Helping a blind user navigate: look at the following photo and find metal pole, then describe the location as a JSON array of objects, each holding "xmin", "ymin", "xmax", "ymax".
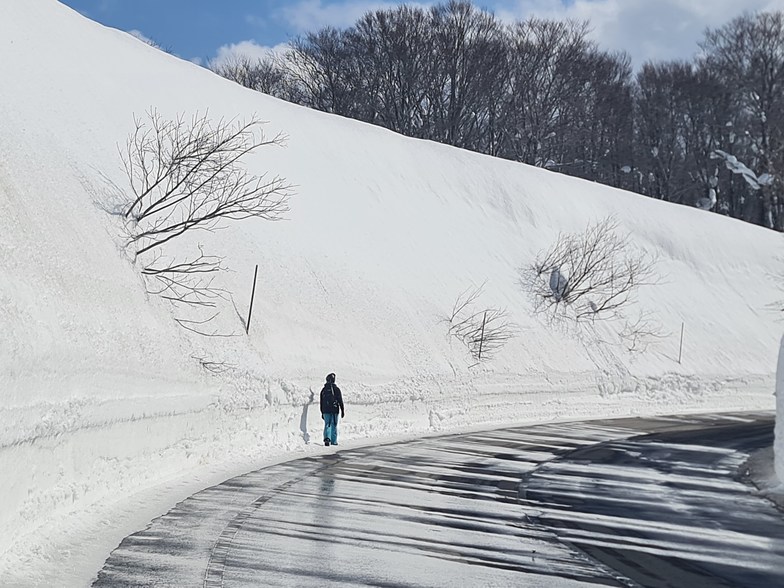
[
  {"xmin": 478, "ymin": 310, "xmax": 487, "ymax": 361},
  {"xmin": 245, "ymin": 264, "xmax": 259, "ymax": 334},
  {"xmin": 678, "ymin": 321, "xmax": 684, "ymax": 364}
]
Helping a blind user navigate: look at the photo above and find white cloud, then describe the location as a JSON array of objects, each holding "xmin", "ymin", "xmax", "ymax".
[
  {"xmin": 245, "ymin": 14, "xmax": 266, "ymax": 27},
  {"xmin": 492, "ymin": 0, "xmax": 784, "ymax": 66},
  {"xmin": 277, "ymin": 0, "xmax": 433, "ymax": 33},
  {"xmin": 246, "ymin": 0, "xmax": 784, "ymax": 67},
  {"xmin": 210, "ymin": 40, "xmax": 291, "ymax": 67},
  {"xmin": 98, "ymin": 0, "xmax": 118, "ymax": 12}
]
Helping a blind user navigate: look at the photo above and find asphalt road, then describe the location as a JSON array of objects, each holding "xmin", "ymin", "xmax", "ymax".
[
  {"xmin": 520, "ymin": 415, "xmax": 783, "ymax": 587},
  {"xmin": 93, "ymin": 412, "xmax": 782, "ymax": 587}
]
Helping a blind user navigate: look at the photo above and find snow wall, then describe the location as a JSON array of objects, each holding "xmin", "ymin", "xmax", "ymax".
[
  {"xmin": 776, "ymin": 336, "xmax": 784, "ymax": 484},
  {"xmin": 1, "ymin": 1, "xmax": 781, "ymax": 583}
]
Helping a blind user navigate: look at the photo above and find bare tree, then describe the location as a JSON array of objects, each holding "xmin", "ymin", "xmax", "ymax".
[
  {"xmin": 522, "ymin": 217, "xmax": 658, "ymax": 322},
  {"xmin": 633, "ymin": 62, "xmax": 692, "ymax": 201},
  {"xmin": 427, "ymin": 1, "xmax": 507, "ymax": 149},
  {"xmin": 445, "ymin": 285, "xmax": 516, "ymax": 361},
  {"xmin": 121, "ymin": 109, "xmax": 291, "ymax": 257},
  {"xmin": 501, "ymin": 19, "xmax": 593, "ymax": 167},
  {"xmin": 119, "ymin": 109, "xmax": 291, "ymax": 334},
  {"xmin": 285, "ymin": 28, "xmax": 363, "ymax": 116},
  {"xmin": 199, "ymin": 2, "xmax": 783, "ymax": 232},
  {"xmin": 348, "ymin": 6, "xmax": 435, "ymax": 136},
  {"xmin": 701, "ymin": 12, "xmax": 784, "ymax": 230},
  {"xmin": 209, "ymin": 54, "xmax": 291, "ymax": 97}
]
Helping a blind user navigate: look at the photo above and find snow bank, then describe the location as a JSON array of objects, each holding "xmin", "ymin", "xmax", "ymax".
[
  {"xmin": 0, "ymin": 1, "xmax": 781, "ymax": 584},
  {"xmin": 777, "ymin": 336, "xmax": 784, "ymax": 484}
]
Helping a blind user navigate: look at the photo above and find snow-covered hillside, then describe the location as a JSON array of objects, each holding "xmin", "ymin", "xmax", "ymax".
[{"xmin": 1, "ymin": 1, "xmax": 781, "ymax": 585}]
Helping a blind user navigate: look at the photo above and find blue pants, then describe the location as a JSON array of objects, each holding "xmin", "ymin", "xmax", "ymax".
[{"xmin": 323, "ymin": 413, "xmax": 339, "ymax": 445}]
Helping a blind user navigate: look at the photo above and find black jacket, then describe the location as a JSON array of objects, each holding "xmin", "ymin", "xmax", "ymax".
[{"xmin": 320, "ymin": 383, "xmax": 344, "ymax": 415}]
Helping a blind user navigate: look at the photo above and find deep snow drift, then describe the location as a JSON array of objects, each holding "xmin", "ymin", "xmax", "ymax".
[{"xmin": 0, "ymin": 1, "xmax": 781, "ymax": 585}]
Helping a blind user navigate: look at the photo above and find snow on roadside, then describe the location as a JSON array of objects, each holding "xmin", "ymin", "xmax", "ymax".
[{"xmin": 776, "ymin": 335, "xmax": 784, "ymax": 484}]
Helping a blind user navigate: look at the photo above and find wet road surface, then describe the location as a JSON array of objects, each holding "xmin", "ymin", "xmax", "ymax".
[
  {"xmin": 521, "ymin": 416, "xmax": 783, "ymax": 587},
  {"xmin": 94, "ymin": 412, "xmax": 782, "ymax": 587}
]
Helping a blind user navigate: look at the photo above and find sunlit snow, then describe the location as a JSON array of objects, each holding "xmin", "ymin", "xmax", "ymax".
[{"xmin": 0, "ymin": 1, "xmax": 781, "ymax": 586}]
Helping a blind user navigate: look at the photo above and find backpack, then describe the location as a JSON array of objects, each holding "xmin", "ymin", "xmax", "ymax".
[{"xmin": 322, "ymin": 384, "xmax": 338, "ymax": 412}]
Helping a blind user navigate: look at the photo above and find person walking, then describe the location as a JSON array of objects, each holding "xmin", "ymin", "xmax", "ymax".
[{"xmin": 320, "ymin": 372, "xmax": 344, "ymax": 446}]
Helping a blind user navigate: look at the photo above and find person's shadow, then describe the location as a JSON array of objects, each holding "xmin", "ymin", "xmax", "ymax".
[{"xmin": 299, "ymin": 388, "xmax": 315, "ymax": 444}]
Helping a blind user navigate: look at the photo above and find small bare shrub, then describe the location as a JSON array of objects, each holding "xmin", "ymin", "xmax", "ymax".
[
  {"xmin": 445, "ymin": 285, "xmax": 516, "ymax": 362},
  {"xmin": 118, "ymin": 109, "xmax": 292, "ymax": 335},
  {"xmin": 522, "ymin": 217, "xmax": 658, "ymax": 323},
  {"xmin": 619, "ymin": 311, "xmax": 667, "ymax": 353}
]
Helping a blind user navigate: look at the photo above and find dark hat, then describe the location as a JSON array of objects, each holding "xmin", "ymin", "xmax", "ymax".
[{"xmin": 326, "ymin": 373, "xmax": 336, "ymax": 383}]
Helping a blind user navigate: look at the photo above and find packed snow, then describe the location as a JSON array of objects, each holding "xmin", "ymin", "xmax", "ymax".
[{"xmin": 0, "ymin": 1, "xmax": 781, "ymax": 586}]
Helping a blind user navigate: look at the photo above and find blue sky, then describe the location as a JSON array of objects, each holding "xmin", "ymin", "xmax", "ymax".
[
  {"xmin": 60, "ymin": 0, "xmax": 300, "ymax": 62},
  {"xmin": 60, "ymin": 0, "xmax": 784, "ymax": 67}
]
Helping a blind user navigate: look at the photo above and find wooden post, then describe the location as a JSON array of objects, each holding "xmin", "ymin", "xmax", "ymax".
[
  {"xmin": 478, "ymin": 310, "xmax": 487, "ymax": 361},
  {"xmin": 245, "ymin": 264, "xmax": 259, "ymax": 334},
  {"xmin": 678, "ymin": 322, "xmax": 684, "ymax": 364}
]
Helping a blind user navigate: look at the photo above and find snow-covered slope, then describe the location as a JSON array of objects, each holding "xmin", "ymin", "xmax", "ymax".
[{"xmin": 1, "ymin": 1, "xmax": 781, "ymax": 584}]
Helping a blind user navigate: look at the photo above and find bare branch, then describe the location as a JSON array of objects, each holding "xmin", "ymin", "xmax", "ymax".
[
  {"xmin": 191, "ymin": 354, "xmax": 237, "ymax": 374},
  {"xmin": 174, "ymin": 313, "xmax": 239, "ymax": 338},
  {"xmin": 619, "ymin": 310, "xmax": 668, "ymax": 353},
  {"xmin": 140, "ymin": 246, "xmax": 229, "ymax": 308},
  {"xmin": 443, "ymin": 284, "xmax": 516, "ymax": 361},
  {"xmin": 120, "ymin": 109, "xmax": 293, "ymax": 257},
  {"xmin": 447, "ymin": 282, "xmax": 485, "ymax": 323},
  {"xmin": 522, "ymin": 217, "xmax": 659, "ymax": 324}
]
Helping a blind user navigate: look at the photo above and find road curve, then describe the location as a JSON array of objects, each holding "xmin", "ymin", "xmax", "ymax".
[
  {"xmin": 93, "ymin": 412, "xmax": 780, "ymax": 587},
  {"xmin": 520, "ymin": 415, "xmax": 783, "ymax": 587}
]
